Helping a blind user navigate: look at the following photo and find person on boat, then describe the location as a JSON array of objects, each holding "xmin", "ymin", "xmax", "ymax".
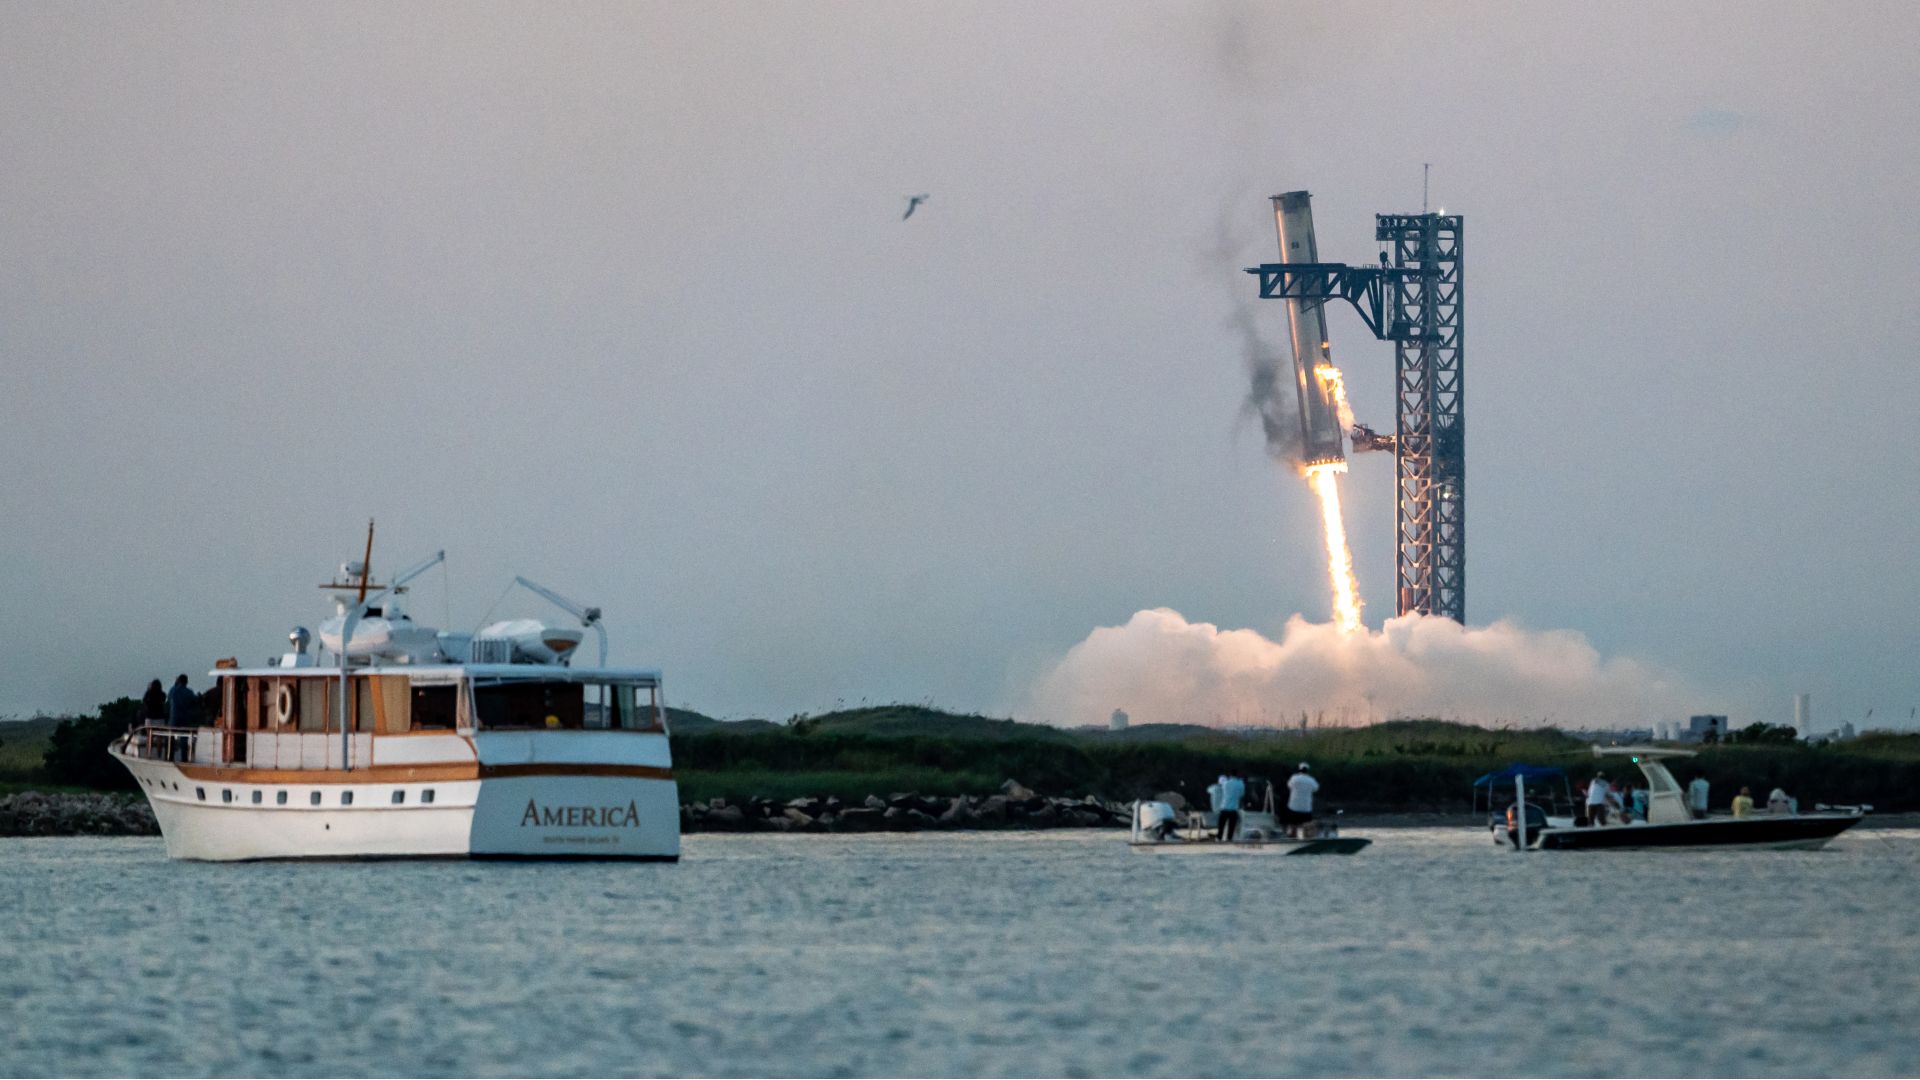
[
  {"xmin": 1215, "ymin": 771, "xmax": 1245, "ymax": 842},
  {"xmin": 1585, "ymin": 773, "xmax": 1611, "ymax": 826},
  {"xmin": 1732, "ymin": 786, "xmax": 1755, "ymax": 819},
  {"xmin": 1284, "ymin": 763, "xmax": 1319, "ymax": 838},
  {"xmin": 1688, "ymin": 774, "xmax": 1710, "ymax": 820},
  {"xmin": 142, "ymin": 679, "xmax": 167, "ymax": 723},
  {"xmin": 165, "ymin": 674, "xmax": 197, "ymax": 761},
  {"xmin": 1767, "ymin": 787, "xmax": 1792, "ymax": 815}
]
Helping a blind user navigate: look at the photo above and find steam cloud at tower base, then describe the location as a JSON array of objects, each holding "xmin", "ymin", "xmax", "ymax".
[{"xmin": 1026, "ymin": 608, "xmax": 1703, "ymax": 730}]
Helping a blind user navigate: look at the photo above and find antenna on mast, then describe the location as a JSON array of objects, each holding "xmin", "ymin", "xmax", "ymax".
[
  {"xmin": 1423, "ymin": 163, "xmax": 1430, "ymax": 214},
  {"xmin": 356, "ymin": 519, "xmax": 374, "ymax": 602}
]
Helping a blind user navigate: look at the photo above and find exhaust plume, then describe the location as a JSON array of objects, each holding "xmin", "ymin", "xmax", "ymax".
[{"xmin": 1028, "ymin": 608, "xmax": 1701, "ymax": 730}]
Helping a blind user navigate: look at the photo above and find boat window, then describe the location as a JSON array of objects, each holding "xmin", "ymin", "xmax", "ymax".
[
  {"xmin": 584, "ymin": 684, "xmax": 612, "ymax": 729},
  {"xmin": 391, "ymin": 790, "xmax": 404, "ymax": 804},
  {"xmin": 222, "ymin": 789, "xmax": 232, "ymax": 803},
  {"xmin": 623, "ymin": 684, "xmax": 666, "ymax": 732},
  {"xmin": 411, "ymin": 684, "xmax": 457, "ymax": 730},
  {"xmin": 277, "ymin": 791, "xmax": 288, "ymax": 805},
  {"xmin": 342, "ymin": 791, "xmax": 354, "ymax": 806},
  {"xmin": 422, "ymin": 789, "xmax": 435, "ymax": 804},
  {"xmin": 309, "ymin": 791, "xmax": 321, "ymax": 806},
  {"xmin": 251, "ymin": 790, "xmax": 261, "ymax": 804},
  {"xmin": 473, "ymin": 681, "xmax": 585, "ymax": 729},
  {"xmin": 297, "ymin": 679, "xmax": 328, "ymax": 732},
  {"xmin": 354, "ymin": 677, "xmax": 377, "ymax": 733},
  {"xmin": 196, "ymin": 788, "xmax": 206, "ymax": 801}
]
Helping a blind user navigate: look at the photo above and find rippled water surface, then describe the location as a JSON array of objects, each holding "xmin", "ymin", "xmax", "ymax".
[{"xmin": 3, "ymin": 828, "xmax": 1919, "ymax": 1077}]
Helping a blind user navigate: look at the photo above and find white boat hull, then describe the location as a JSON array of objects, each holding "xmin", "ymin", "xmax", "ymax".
[{"xmin": 113, "ymin": 734, "xmax": 680, "ymax": 862}]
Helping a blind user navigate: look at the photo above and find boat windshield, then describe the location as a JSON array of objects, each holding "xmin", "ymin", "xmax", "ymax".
[{"xmin": 471, "ymin": 679, "xmax": 665, "ymax": 732}]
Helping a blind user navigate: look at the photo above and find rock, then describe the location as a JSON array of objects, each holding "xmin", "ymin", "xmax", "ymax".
[
  {"xmin": 0, "ymin": 793, "xmax": 159, "ymax": 837},
  {"xmin": 976, "ymin": 795, "xmax": 1009, "ymax": 824},
  {"xmin": 783, "ymin": 808, "xmax": 815, "ymax": 826},
  {"xmin": 706, "ymin": 805, "xmax": 748, "ymax": 829},
  {"xmin": 1154, "ymin": 791, "xmax": 1187, "ymax": 812},
  {"xmin": 836, "ymin": 807, "xmax": 884, "ymax": 832},
  {"xmin": 1068, "ymin": 809, "xmax": 1104, "ymax": 827},
  {"xmin": 864, "ymin": 794, "xmax": 888, "ymax": 810},
  {"xmin": 1000, "ymin": 779, "xmax": 1037, "ymax": 801},
  {"xmin": 1028, "ymin": 804, "xmax": 1060, "ymax": 826},
  {"xmin": 906, "ymin": 809, "xmax": 937, "ymax": 828}
]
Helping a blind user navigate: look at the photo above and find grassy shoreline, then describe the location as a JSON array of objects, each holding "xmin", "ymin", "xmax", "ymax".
[{"xmin": 10, "ymin": 707, "xmax": 1919, "ymax": 814}]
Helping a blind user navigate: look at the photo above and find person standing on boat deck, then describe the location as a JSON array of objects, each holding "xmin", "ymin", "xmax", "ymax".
[
  {"xmin": 1215, "ymin": 771, "xmax": 1245, "ymax": 842},
  {"xmin": 165, "ymin": 674, "xmax": 199, "ymax": 761},
  {"xmin": 1768, "ymin": 788, "xmax": 1792, "ymax": 815},
  {"xmin": 1284, "ymin": 763, "xmax": 1319, "ymax": 838},
  {"xmin": 142, "ymin": 680, "xmax": 167, "ymax": 723},
  {"xmin": 1732, "ymin": 786, "xmax": 1755, "ymax": 818},
  {"xmin": 1585, "ymin": 772, "xmax": 1611, "ymax": 826},
  {"xmin": 1688, "ymin": 774, "xmax": 1710, "ymax": 820}
]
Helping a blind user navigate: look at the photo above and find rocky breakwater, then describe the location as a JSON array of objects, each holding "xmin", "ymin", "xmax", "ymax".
[
  {"xmin": 682, "ymin": 780, "xmax": 1132, "ymax": 833},
  {"xmin": 0, "ymin": 792, "xmax": 159, "ymax": 837}
]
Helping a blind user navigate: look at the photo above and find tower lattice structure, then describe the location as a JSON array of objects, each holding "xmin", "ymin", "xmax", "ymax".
[{"xmin": 1377, "ymin": 213, "xmax": 1463, "ymax": 623}]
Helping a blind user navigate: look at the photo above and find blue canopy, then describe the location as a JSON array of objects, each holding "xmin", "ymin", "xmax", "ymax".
[{"xmin": 1472, "ymin": 763, "xmax": 1566, "ymax": 788}]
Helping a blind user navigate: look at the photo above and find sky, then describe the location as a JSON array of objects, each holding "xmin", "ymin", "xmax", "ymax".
[{"xmin": 1, "ymin": 2, "xmax": 1916, "ymax": 732}]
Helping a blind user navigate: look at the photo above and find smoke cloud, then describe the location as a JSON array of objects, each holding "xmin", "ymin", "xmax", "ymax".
[
  {"xmin": 1027, "ymin": 608, "xmax": 1702, "ymax": 730},
  {"xmin": 1233, "ymin": 299, "xmax": 1304, "ymax": 464}
]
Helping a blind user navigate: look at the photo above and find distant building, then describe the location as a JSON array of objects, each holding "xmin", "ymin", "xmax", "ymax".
[
  {"xmin": 1689, "ymin": 715, "xmax": 1728, "ymax": 742},
  {"xmin": 1841, "ymin": 721, "xmax": 1856, "ymax": 740},
  {"xmin": 1110, "ymin": 709, "xmax": 1128, "ymax": 732}
]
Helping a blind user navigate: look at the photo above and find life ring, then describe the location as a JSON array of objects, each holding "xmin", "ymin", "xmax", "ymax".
[{"xmin": 275, "ymin": 684, "xmax": 294, "ymax": 725}]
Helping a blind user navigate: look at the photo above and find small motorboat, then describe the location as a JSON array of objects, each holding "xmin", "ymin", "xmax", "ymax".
[
  {"xmin": 1126, "ymin": 799, "xmax": 1370, "ymax": 855},
  {"xmin": 1502, "ymin": 746, "xmax": 1865, "ymax": 852}
]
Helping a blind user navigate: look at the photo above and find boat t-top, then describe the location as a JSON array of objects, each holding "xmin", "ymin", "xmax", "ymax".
[{"xmin": 111, "ymin": 526, "xmax": 680, "ymax": 862}]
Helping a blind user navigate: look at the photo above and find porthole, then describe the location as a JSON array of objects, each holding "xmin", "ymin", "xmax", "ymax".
[
  {"xmin": 196, "ymin": 788, "xmax": 206, "ymax": 801},
  {"xmin": 422, "ymin": 789, "xmax": 435, "ymax": 804},
  {"xmin": 251, "ymin": 791, "xmax": 262, "ymax": 805},
  {"xmin": 221, "ymin": 789, "xmax": 232, "ymax": 803},
  {"xmin": 391, "ymin": 790, "xmax": 405, "ymax": 805},
  {"xmin": 341, "ymin": 791, "xmax": 354, "ymax": 806},
  {"xmin": 277, "ymin": 791, "xmax": 288, "ymax": 805},
  {"xmin": 309, "ymin": 791, "xmax": 321, "ymax": 806}
]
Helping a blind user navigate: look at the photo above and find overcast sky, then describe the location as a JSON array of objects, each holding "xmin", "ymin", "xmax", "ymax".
[{"xmin": 2, "ymin": 2, "xmax": 1915, "ymax": 730}]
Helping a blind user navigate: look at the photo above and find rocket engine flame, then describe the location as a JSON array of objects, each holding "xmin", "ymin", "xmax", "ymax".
[
  {"xmin": 1305, "ymin": 461, "xmax": 1363, "ymax": 634},
  {"xmin": 1315, "ymin": 363, "xmax": 1356, "ymax": 431}
]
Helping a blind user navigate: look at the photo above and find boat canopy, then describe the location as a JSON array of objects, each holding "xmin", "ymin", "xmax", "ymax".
[{"xmin": 1472, "ymin": 763, "xmax": 1566, "ymax": 788}]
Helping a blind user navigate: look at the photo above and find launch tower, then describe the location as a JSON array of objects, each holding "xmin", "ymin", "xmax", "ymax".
[{"xmin": 1248, "ymin": 204, "xmax": 1465, "ymax": 623}]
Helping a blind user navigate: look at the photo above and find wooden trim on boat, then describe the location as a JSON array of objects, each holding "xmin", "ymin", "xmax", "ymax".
[
  {"xmin": 171, "ymin": 762, "xmax": 674, "ymax": 784},
  {"xmin": 177, "ymin": 763, "xmax": 482, "ymax": 784}
]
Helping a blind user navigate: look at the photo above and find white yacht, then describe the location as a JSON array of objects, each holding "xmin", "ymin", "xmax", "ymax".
[{"xmin": 111, "ymin": 536, "xmax": 680, "ymax": 862}]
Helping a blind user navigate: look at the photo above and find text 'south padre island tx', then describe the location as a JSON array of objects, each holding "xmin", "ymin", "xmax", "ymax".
[{"xmin": 3, "ymin": 5, "xmax": 1918, "ymax": 1079}]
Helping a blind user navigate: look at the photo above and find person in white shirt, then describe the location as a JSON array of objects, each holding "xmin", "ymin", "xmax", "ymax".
[
  {"xmin": 1687, "ymin": 774, "xmax": 1710, "ymax": 820},
  {"xmin": 1284, "ymin": 763, "xmax": 1319, "ymax": 838},
  {"xmin": 1585, "ymin": 773, "xmax": 1612, "ymax": 826}
]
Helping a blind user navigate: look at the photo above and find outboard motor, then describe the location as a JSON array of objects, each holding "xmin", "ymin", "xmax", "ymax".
[
  {"xmin": 1135, "ymin": 801, "xmax": 1178, "ymax": 842},
  {"xmin": 1505, "ymin": 801, "xmax": 1547, "ymax": 849}
]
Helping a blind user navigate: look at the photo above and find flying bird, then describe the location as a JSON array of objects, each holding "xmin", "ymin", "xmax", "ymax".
[{"xmin": 902, "ymin": 194, "xmax": 930, "ymax": 220}]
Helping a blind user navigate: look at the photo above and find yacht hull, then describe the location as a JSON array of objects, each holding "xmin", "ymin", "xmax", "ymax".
[{"xmin": 113, "ymin": 742, "xmax": 680, "ymax": 862}]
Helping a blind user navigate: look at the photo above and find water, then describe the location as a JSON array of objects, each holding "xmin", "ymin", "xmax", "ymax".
[{"xmin": 3, "ymin": 828, "xmax": 1919, "ymax": 1077}]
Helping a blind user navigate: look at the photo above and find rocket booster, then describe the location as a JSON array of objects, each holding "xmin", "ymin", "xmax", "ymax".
[{"xmin": 1272, "ymin": 191, "xmax": 1347, "ymax": 469}]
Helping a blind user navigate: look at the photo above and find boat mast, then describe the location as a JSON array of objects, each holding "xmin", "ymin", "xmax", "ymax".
[{"xmin": 342, "ymin": 519, "xmax": 372, "ymax": 772}]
